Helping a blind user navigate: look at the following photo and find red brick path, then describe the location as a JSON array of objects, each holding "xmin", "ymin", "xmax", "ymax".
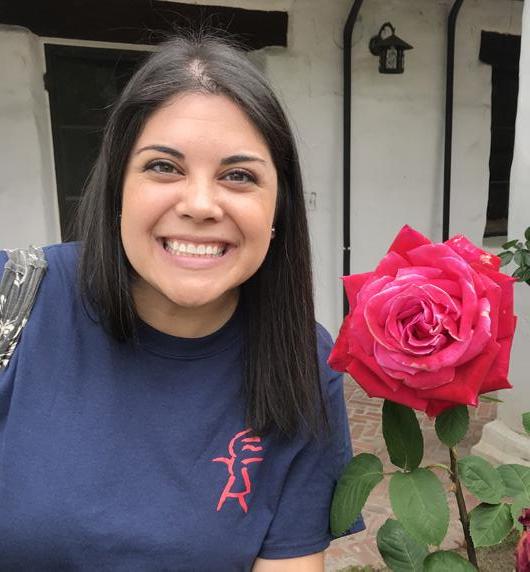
[{"xmin": 324, "ymin": 377, "xmax": 497, "ymax": 571}]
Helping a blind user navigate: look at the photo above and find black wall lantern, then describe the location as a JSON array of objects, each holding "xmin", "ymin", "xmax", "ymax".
[{"xmin": 369, "ymin": 22, "xmax": 413, "ymax": 74}]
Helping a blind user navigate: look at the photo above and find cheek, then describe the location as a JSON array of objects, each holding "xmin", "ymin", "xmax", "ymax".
[{"xmin": 121, "ymin": 182, "xmax": 168, "ymax": 236}]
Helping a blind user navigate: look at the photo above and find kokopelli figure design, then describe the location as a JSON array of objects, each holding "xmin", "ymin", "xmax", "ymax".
[{"xmin": 212, "ymin": 428, "xmax": 264, "ymax": 513}]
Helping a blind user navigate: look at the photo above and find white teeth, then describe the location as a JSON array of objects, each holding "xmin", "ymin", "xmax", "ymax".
[{"xmin": 164, "ymin": 239, "xmax": 226, "ymax": 258}]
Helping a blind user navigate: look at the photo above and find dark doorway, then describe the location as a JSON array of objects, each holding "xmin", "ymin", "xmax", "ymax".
[
  {"xmin": 44, "ymin": 45, "xmax": 149, "ymax": 240},
  {"xmin": 480, "ymin": 32, "xmax": 521, "ymax": 238}
]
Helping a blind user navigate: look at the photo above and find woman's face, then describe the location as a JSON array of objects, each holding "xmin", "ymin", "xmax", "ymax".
[{"xmin": 120, "ymin": 93, "xmax": 278, "ymax": 329}]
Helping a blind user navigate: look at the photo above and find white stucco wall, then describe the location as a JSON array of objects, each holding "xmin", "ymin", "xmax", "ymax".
[
  {"xmin": 0, "ymin": 26, "xmax": 60, "ymax": 249},
  {"xmin": 498, "ymin": 0, "xmax": 530, "ymax": 436},
  {"xmin": 0, "ymin": 0, "xmax": 524, "ymax": 337},
  {"xmin": 348, "ymin": 0, "xmax": 522, "ymax": 278}
]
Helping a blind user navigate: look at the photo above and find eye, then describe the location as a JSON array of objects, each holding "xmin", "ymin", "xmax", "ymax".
[
  {"xmin": 145, "ymin": 160, "xmax": 180, "ymax": 175},
  {"xmin": 223, "ymin": 169, "xmax": 257, "ymax": 184}
]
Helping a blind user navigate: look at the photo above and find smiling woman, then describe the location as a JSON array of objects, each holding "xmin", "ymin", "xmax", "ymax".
[
  {"xmin": 121, "ymin": 93, "xmax": 278, "ymax": 337},
  {"xmin": 0, "ymin": 34, "xmax": 364, "ymax": 570}
]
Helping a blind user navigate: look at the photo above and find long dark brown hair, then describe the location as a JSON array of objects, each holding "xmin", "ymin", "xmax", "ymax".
[{"xmin": 76, "ymin": 34, "xmax": 327, "ymax": 438}]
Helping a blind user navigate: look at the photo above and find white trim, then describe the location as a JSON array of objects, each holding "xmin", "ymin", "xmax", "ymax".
[{"xmin": 41, "ymin": 36, "xmax": 158, "ymax": 52}]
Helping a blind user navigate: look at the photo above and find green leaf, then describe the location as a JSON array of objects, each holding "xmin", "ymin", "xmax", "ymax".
[
  {"xmin": 376, "ymin": 519, "xmax": 428, "ymax": 571},
  {"xmin": 502, "ymin": 239, "xmax": 518, "ymax": 250},
  {"xmin": 457, "ymin": 455, "xmax": 504, "ymax": 503},
  {"xmin": 516, "ymin": 242, "xmax": 524, "ymax": 250},
  {"xmin": 511, "ymin": 494, "xmax": 530, "ymax": 532},
  {"xmin": 514, "ymin": 251, "xmax": 530, "ymax": 266},
  {"xmin": 479, "ymin": 394, "xmax": 503, "ymax": 403},
  {"xmin": 435, "ymin": 405, "xmax": 469, "ymax": 447},
  {"xmin": 330, "ymin": 453, "xmax": 383, "ymax": 536},
  {"xmin": 469, "ymin": 502, "xmax": 513, "ymax": 547},
  {"xmin": 499, "ymin": 251, "xmax": 514, "ymax": 267},
  {"xmin": 497, "ymin": 464, "xmax": 530, "ymax": 498},
  {"xmin": 389, "ymin": 469, "xmax": 449, "ymax": 546},
  {"xmin": 525, "ymin": 227, "xmax": 530, "ymax": 242},
  {"xmin": 382, "ymin": 400, "xmax": 424, "ymax": 471},
  {"xmin": 523, "ymin": 412, "xmax": 530, "ymax": 436},
  {"xmin": 423, "ymin": 550, "xmax": 477, "ymax": 571}
]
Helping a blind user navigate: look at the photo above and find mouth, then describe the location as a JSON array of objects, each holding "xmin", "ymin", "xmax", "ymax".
[{"xmin": 161, "ymin": 238, "xmax": 231, "ymax": 258}]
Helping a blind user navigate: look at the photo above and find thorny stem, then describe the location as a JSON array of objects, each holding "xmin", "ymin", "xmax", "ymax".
[{"xmin": 449, "ymin": 447, "xmax": 479, "ymax": 569}]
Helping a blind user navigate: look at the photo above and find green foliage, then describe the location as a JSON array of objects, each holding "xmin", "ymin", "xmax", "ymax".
[
  {"xmin": 469, "ymin": 503, "xmax": 513, "ymax": 547},
  {"xmin": 376, "ymin": 519, "xmax": 428, "ymax": 571},
  {"xmin": 331, "ymin": 453, "xmax": 383, "ymax": 537},
  {"xmin": 382, "ymin": 401, "xmax": 423, "ymax": 471},
  {"xmin": 423, "ymin": 551, "xmax": 477, "ymax": 571},
  {"xmin": 435, "ymin": 405, "xmax": 469, "ymax": 447},
  {"xmin": 510, "ymin": 494, "xmax": 530, "ymax": 532},
  {"xmin": 497, "ymin": 464, "xmax": 530, "ymax": 498},
  {"xmin": 522, "ymin": 411, "xmax": 530, "ymax": 436},
  {"xmin": 499, "ymin": 226, "xmax": 530, "ymax": 284},
  {"xmin": 457, "ymin": 455, "xmax": 504, "ymax": 504},
  {"xmin": 333, "ymin": 399, "xmax": 530, "ymax": 569},
  {"xmin": 389, "ymin": 469, "xmax": 449, "ymax": 546}
]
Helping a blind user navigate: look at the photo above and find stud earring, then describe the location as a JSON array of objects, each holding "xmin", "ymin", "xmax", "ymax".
[{"xmin": 271, "ymin": 226, "xmax": 276, "ymax": 239}]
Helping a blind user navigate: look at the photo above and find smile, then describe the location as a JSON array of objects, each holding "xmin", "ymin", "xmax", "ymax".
[{"xmin": 163, "ymin": 238, "xmax": 228, "ymax": 258}]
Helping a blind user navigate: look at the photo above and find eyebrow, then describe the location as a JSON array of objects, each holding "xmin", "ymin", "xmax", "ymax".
[
  {"xmin": 135, "ymin": 145, "xmax": 267, "ymax": 166},
  {"xmin": 220, "ymin": 154, "xmax": 267, "ymax": 166},
  {"xmin": 135, "ymin": 145, "xmax": 184, "ymax": 159}
]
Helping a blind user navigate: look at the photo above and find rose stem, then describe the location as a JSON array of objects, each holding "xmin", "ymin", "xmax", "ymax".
[{"xmin": 449, "ymin": 447, "xmax": 479, "ymax": 568}]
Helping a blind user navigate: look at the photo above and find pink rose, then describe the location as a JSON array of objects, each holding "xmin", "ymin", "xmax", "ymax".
[
  {"xmin": 516, "ymin": 509, "xmax": 530, "ymax": 571},
  {"xmin": 329, "ymin": 225, "xmax": 517, "ymax": 416}
]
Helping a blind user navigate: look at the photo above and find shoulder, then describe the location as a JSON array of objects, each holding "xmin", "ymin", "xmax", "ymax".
[
  {"xmin": 0, "ymin": 242, "xmax": 79, "ymax": 275},
  {"xmin": 315, "ymin": 322, "xmax": 342, "ymax": 392},
  {"xmin": 0, "ymin": 242, "xmax": 80, "ymax": 309},
  {"xmin": 41, "ymin": 242, "xmax": 80, "ymax": 274}
]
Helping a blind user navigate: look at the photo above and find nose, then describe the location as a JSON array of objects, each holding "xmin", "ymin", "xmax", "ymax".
[{"xmin": 174, "ymin": 176, "xmax": 224, "ymax": 222}]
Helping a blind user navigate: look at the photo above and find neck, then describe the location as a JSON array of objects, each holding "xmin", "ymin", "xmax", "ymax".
[{"xmin": 132, "ymin": 283, "xmax": 239, "ymax": 338}]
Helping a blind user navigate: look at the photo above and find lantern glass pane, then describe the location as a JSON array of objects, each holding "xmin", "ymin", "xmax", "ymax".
[{"xmin": 386, "ymin": 47, "xmax": 398, "ymax": 70}]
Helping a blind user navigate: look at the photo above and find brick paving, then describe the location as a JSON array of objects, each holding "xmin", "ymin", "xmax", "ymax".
[{"xmin": 324, "ymin": 376, "xmax": 497, "ymax": 571}]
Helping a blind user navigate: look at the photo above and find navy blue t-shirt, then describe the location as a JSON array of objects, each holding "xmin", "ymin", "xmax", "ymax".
[{"xmin": 0, "ymin": 243, "xmax": 363, "ymax": 571}]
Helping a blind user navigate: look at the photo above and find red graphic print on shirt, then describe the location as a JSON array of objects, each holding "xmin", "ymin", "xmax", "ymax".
[{"xmin": 213, "ymin": 428, "xmax": 264, "ymax": 513}]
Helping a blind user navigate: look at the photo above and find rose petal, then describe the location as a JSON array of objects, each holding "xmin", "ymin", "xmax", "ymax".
[
  {"xmin": 374, "ymin": 343, "xmax": 420, "ymax": 376},
  {"xmin": 345, "ymin": 358, "xmax": 430, "ymax": 412},
  {"xmin": 395, "ymin": 266, "xmax": 443, "ymax": 281},
  {"xmin": 343, "ymin": 272, "xmax": 373, "ymax": 312},
  {"xmin": 426, "ymin": 399, "xmax": 459, "ymax": 417},
  {"xmin": 479, "ymin": 336, "xmax": 514, "ymax": 393},
  {"xmin": 388, "ymin": 225, "xmax": 432, "ymax": 259},
  {"xmin": 348, "ymin": 337, "xmax": 401, "ymax": 392},
  {"xmin": 473, "ymin": 264, "xmax": 516, "ymax": 339},
  {"xmin": 375, "ymin": 251, "xmax": 410, "ymax": 277},
  {"xmin": 401, "ymin": 366, "xmax": 455, "ymax": 389},
  {"xmin": 416, "ymin": 340, "xmax": 500, "ymax": 405},
  {"xmin": 454, "ymin": 297, "xmax": 492, "ymax": 366},
  {"xmin": 328, "ymin": 315, "xmax": 354, "ymax": 372},
  {"xmin": 446, "ymin": 234, "xmax": 501, "ymax": 270}
]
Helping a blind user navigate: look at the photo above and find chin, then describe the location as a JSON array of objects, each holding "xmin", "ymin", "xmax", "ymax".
[{"xmin": 164, "ymin": 288, "xmax": 236, "ymax": 310}]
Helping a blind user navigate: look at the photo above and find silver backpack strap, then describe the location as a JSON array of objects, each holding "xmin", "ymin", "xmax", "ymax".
[{"xmin": 0, "ymin": 246, "xmax": 47, "ymax": 370}]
